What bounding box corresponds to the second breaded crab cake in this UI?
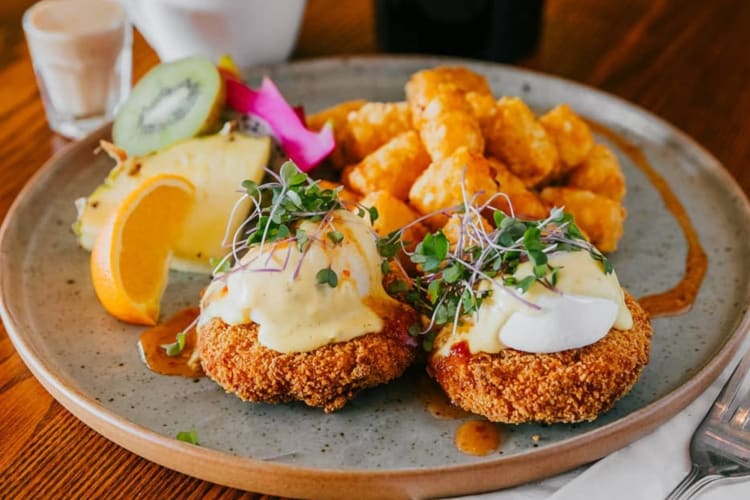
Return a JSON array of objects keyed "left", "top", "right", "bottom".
[{"left": 426, "top": 247, "right": 652, "bottom": 424}]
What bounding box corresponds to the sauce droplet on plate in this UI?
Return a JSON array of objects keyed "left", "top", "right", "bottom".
[
  {"left": 455, "top": 420, "right": 501, "bottom": 456},
  {"left": 588, "top": 120, "right": 708, "bottom": 318},
  {"left": 138, "top": 307, "right": 204, "bottom": 378},
  {"left": 417, "top": 374, "right": 472, "bottom": 420}
]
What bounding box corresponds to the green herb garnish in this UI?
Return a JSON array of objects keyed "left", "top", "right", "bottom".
[
  {"left": 316, "top": 267, "right": 338, "bottom": 288},
  {"left": 176, "top": 429, "right": 199, "bottom": 445},
  {"left": 327, "top": 230, "right": 344, "bottom": 244},
  {"left": 161, "top": 331, "right": 187, "bottom": 357},
  {"left": 243, "top": 161, "right": 344, "bottom": 250},
  {"left": 211, "top": 161, "right": 382, "bottom": 280},
  {"left": 378, "top": 189, "right": 612, "bottom": 351}
]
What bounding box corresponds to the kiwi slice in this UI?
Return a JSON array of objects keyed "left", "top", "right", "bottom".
[{"left": 113, "top": 56, "right": 225, "bottom": 157}]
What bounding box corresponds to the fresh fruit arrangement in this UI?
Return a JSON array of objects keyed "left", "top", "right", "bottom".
[
  {"left": 75, "top": 134, "right": 271, "bottom": 273},
  {"left": 90, "top": 174, "right": 195, "bottom": 325},
  {"left": 112, "top": 57, "right": 226, "bottom": 157},
  {"left": 77, "top": 55, "right": 334, "bottom": 322}
]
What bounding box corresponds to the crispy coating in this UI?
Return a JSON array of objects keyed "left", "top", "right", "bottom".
[
  {"left": 465, "top": 91, "right": 498, "bottom": 132},
  {"left": 406, "top": 68, "right": 487, "bottom": 161},
  {"left": 306, "top": 100, "right": 367, "bottom": 168},
  {"left": 344, "top": 102, "right": 412, "bottom": 162},
  {"left": 419, "top": 84, "right": 474, "bottom": 123},
  {"left": 419, "top": 111, "right": 484, "bottom": 162},
  {"left": 406, "top": 67, "right": 492, "bottom": 127},
  {"left": 488, "top": 158, "right": 548, "bottom": 219},
  {"left": 485, "top": 97, "right": 559, "bottom": 188},
  {"left": 408, "top": 147, "right": 497, "bottom": 229},
  {"left": 359, "top": 190, "right": 427, "bottom": 248},
  {"left": 540, "top": 187, "right": 626, "bottom": 252},
  {"left": 539, "top": 103, "right": 595, "bottom": 176},
  {"left": 567, "top": 144, "right": 626, "bottom": 202},
  {"left": 442, "top": 213, "right": 493, "bottom": 247},
  {"left": 429, "top": 293, "right": 652, "bottom": 424},
  {"left": 342, "top": 131, "right": 430, "bottom": 200},
  {"left": 198, "top": 304, "right": 418, "bottom": 413},
  {"left": 306, "top": 99, "right": 366, "bottom": 131}
]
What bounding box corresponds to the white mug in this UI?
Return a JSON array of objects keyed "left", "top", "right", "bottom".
[{"left": 120, "top": 0, "right": 307, "bottom": 67}]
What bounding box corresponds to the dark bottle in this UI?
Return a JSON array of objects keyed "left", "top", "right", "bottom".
[{"left": 375, "top": 0, "right": 544, "bottom": 63}]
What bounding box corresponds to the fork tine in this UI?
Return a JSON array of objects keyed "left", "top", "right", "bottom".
[{"left": 666, "top": 348, "right": 750, "bottom": 499}]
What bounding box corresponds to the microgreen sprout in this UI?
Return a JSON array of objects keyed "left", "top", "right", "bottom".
[
  {"left": 377, "top": 170, "right": 612, "bottom": 351},
  {"left": 176, "top": 429, "right": 199, "bottom": 445},
  {"left": 210, "top": 161, "right": 379, "bottom": 282},
  {"left": 316, "top": 267, "right": 338, "bottom": 288},
  {"left": 161, "top": 331, "right": 187, "bottom": 357}
]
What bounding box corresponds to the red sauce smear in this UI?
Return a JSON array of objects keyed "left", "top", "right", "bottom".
[
  {"left": 455, "top": 421, "right": 502, "bottom": 456},
  {"left": 138, "top": 307, "right": 204, "bottom": 378},
  {"left": 588, "top": 120, "right": 708, "bottom": 317},
  {"left": 448, "top": 340, "right": 471, "bottom": 362}
]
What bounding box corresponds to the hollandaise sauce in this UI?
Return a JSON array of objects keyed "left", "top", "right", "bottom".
[{"left": 200, "top": 210, "right": 397, "bottom": 353}]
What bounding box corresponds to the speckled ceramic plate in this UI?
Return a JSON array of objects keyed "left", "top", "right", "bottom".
[{"left": 2, "top": 57, "right": 750, "bottom": 499}]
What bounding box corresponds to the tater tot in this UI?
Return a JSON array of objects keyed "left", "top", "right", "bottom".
[
  {"left": 306, "top": 100, "right": 366, "bottom": 131},
  {"left": 359, "top": 190, "right": 427, "bottom": 249},
  {"left": 485, "top": 97, "right": 559, "bottom": 188},
  {"left": 306, "top": 100, "right": 367, "bottom": 168},
  {"left": 344, "top": 102, "right": 412, "bottom": 161},
  {"left": 567, "top": 144, "right": 626, "bottom": 202},
  {"left": 488, "top": 157, "right": 528, "bottom": 193},
  {"left": 419, "top": 111, "right": 484, "bottom": 162},
  {"left": 465, "top": 91, "right": 498, "bottom": 131},
  {"left": 496, "top": 191, "right": 548, "bottom": 220},
  {"left": 442, "top": 213, "right": 493, "bottom": 247},
  {"left": 406, "top": 67, "right": 492, "bottom": 126},
  {"left": 342, "top": 131, "right": 430, "bottom": 200},
  {"left": 539, "top": 187, "right": 626, "bottom": 252},
  {"left": 419, "top": 84, "right": 474, "bottom": 124},
  {"left": 316, "top": 180, "right": 361, "bottom": 206},
  {"left": 539, "top": 103, "right": 594, "bottom": 176},
  {"left": 409, "top": 147, "right": 497, "bottom": 229},
  {"left": 406, "top": 69, "right": 486, "bottom": 162},
  {"left": 488, "top": 158, "right": 548, "bottom": 219}
]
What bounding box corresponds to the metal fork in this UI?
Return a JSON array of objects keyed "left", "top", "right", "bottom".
[{"left": 666, "top": 348, "right": 750, "bottom": 499}]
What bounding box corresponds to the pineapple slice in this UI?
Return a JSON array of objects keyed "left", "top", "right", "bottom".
[{"left": 74, "top": 133, "right": 271, "bottom": 274}]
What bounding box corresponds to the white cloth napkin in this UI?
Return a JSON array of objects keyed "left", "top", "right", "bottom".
[{"left": 456, "top": 335, "right": 750, "bottom": 500}]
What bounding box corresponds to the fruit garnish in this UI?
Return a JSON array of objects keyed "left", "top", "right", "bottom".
[
  {"left": 113, "top": 56, "right": 225, "bottom": 157},
  {"left": 217, "top": 54, "right": 241, "bottom": 80},
  {"left": 75, "top": 134, "right": 270, "bottom": 274},
  {"left": 224, "top": 77, "right": 335, "bottom": 172},
  {"left": 90, "top": 174, "right": 195, "bottom": 325}
]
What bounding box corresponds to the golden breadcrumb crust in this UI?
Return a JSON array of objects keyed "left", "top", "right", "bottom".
[
  {"left": 198, "top": 304, "right": 418, "bottom": 413},
  {"left": 428, "top": 293, "right": 652, "bottom": 424}
]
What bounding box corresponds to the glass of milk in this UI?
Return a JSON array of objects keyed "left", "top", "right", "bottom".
[{"left": 23, "top": 0, "right": 132, "bottom": 139}]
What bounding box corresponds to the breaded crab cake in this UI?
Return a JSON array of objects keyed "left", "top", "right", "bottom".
[
  {"left": 197, "top": 205, "right": 418, "bottom": 413},
  {"left": 429, "top": 293, "right": 652, "bottom": 424},
  {"left": 198, "top": 304, "right": 417, "bottom": 413}
]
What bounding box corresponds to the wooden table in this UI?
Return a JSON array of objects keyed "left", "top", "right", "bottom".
[{"left": 2, "top": 0, "right": 749, "bottom": 497}]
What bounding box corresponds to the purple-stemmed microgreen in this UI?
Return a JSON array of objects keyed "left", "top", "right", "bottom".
[{"left": 376, "top": 170, "right": 612, "bottom": 352}]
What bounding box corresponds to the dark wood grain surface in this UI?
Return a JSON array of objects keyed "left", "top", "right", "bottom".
[{"left": 2, "top": 0, "right": 749, "bottom": 497}]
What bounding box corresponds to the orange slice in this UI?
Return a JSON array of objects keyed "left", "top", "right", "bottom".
[{"left": 91, "top": 174, "right": 195, "bottom": 325}]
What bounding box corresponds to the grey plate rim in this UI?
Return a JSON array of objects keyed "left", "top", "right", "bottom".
[{"left": 2, "top": 55, "right": 750, "bottom": 498}]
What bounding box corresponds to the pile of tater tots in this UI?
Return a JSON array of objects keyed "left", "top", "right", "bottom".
[{"left": 306, "top": 66, "right": 626, "bottom": 253}]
